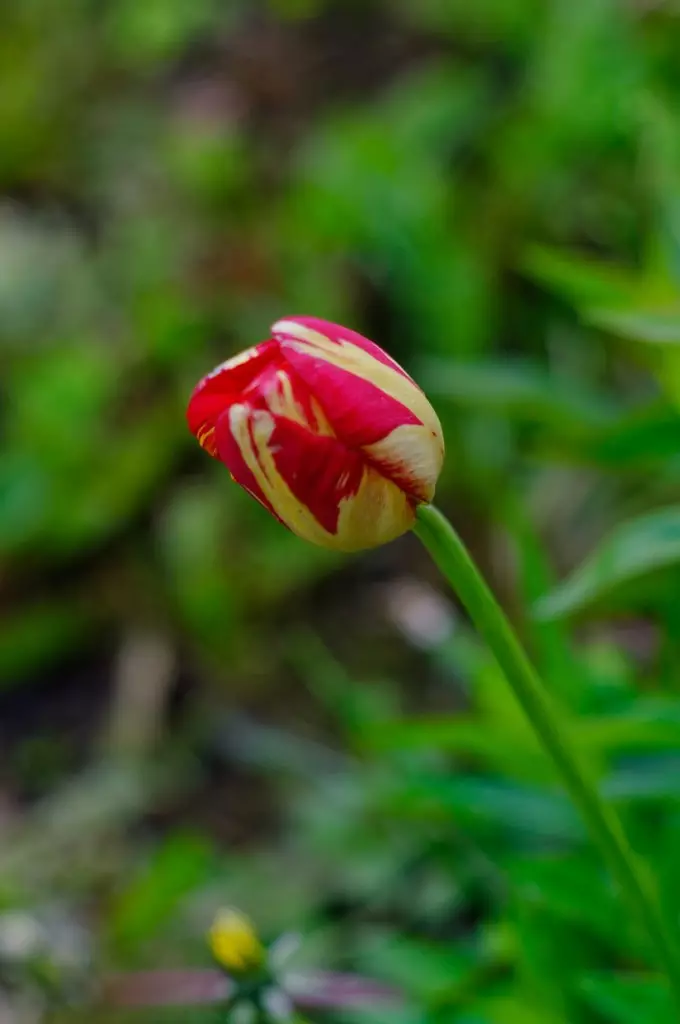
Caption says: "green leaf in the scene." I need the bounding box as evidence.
[579,703,680,759]
[357,930,477,1002]
[371,711,524,757]
[603,757,680,803]
[587,307,680,344]
[512,895,588,1019]
[419,357,616,432]
[521,247,680,354]
[507,857,632,951]
[559,405,680,468]
[535,506,680,619]
[521,245,637,308]
[388,774,582,844]
[578,972,674,1023]
[468,993,566,1024]
[377,702,680,776]
[108,834,215,955]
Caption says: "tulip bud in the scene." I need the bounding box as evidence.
[208,909,265,975]
[187,316,444,552]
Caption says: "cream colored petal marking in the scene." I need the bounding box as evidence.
[202,344,267,381]
[363,423,443,502]
[229,404,341,548]
[229,403,415,552]
[333,466,416,551]
[260,369,334,436]
[273,320,444,448]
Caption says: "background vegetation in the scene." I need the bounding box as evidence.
[3,0,680,1020]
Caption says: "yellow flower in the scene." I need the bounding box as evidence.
[208,908,265,974]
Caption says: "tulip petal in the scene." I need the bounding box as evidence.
[279,316,415,379]
[187,341,278,456]
[272,319,444,501]
[277,340,421,445]
[252,365,334,437]
[271,417,365,535]
[214,410,282,521]
[223,404,415,551]
[362,424,442,502]
[333,461,416,550]
[271,320,437,433]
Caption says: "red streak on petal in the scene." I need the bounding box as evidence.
[214,410,284,524]
[270,418,365,535]
[274,316,414,381]
[187,340,279,449]
[278,345,421,449]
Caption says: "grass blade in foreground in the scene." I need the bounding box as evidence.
[413,502,680,1010]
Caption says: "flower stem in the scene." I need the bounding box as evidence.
[413,503,680,1007]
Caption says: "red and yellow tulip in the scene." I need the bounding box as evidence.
[187,316,444,551]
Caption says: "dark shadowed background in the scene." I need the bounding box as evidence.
[3,1,680,1021]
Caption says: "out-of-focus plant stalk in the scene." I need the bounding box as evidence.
[414,502,680,1011]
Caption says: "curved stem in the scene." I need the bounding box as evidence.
[414,503,680,1007]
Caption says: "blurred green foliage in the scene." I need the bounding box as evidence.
[3,0,680,1022]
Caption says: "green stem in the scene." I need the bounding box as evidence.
[413,503,680,1007]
